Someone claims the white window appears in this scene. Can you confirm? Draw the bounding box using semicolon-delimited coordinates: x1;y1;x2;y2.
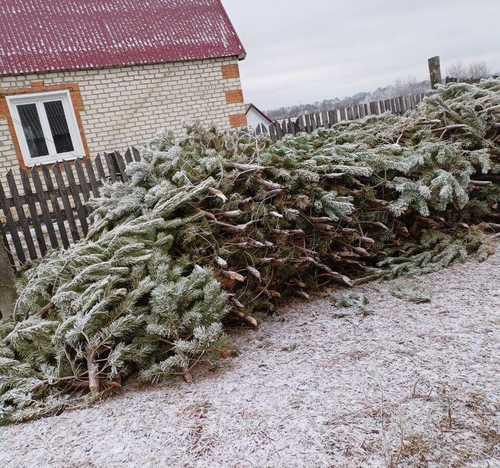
6;90;84;167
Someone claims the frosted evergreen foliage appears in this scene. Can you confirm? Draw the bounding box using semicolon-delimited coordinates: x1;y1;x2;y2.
1;167;227;424
1;79;498;424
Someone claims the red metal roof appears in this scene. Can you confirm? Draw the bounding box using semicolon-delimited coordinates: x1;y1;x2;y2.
0;0;245;77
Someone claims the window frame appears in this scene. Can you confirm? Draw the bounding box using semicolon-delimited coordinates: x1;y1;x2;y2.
6;89;85;167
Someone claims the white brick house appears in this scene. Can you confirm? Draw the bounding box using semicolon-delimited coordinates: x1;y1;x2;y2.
0;0;247;182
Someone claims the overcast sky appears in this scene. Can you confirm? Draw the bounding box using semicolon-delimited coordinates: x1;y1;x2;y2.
222;0;500;110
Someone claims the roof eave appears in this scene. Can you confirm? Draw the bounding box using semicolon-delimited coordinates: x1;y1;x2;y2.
216;0;246;61
0;53;244;78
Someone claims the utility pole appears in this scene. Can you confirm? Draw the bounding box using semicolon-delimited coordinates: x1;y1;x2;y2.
428;56;443;89
0;239;17;320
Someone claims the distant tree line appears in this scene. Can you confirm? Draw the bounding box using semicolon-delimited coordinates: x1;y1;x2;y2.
267;78;430;120
267;61;496;121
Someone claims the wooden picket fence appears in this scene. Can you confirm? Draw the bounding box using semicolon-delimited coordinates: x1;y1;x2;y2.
255;93;427;139
0;92;428;269
0;149;141;269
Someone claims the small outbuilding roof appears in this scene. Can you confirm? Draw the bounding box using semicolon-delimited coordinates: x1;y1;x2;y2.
0;0;246;77
245;104;274;124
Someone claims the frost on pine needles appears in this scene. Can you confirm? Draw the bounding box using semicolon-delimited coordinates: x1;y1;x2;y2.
1;79;498;424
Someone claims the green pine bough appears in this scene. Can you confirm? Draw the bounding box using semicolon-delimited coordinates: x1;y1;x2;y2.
1;79;499;424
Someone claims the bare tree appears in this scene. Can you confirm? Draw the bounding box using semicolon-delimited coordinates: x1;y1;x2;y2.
468;62;490;80
447;61;490;80
447;62;468;80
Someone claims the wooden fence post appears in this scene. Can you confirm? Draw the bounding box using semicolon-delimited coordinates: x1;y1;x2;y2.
428;56;442;89
0;237;17;320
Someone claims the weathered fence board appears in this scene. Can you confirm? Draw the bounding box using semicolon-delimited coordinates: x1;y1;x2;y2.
20;170;47;256
31;168;59;249
0;239;17;320
41;165;70;249
262;92;426;141
6;170;38;261
0;181;25;264
94;154;107;180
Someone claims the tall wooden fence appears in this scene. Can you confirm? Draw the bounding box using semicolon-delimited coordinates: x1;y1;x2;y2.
0;149;141;269
256;93;426;139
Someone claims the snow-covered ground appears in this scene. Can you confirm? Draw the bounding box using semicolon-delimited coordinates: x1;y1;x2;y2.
1;246;499;467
